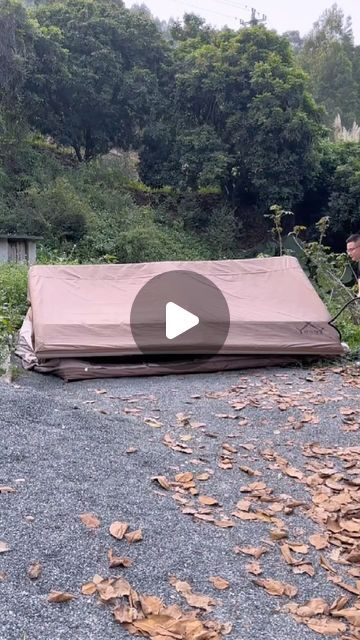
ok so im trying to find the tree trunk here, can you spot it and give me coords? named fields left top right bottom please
left=73, top=143, right=83, bottom=162
left=84, top=128, right=94, bottom=162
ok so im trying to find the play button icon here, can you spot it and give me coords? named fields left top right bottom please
left=130, top=269, right=230, bottom=371
left=166, top=302, right=199, bottom=340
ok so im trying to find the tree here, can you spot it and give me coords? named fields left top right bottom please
left=140, top=25, right=323, bottom=212
left=23, top=0, right=169, bottom=161
left=0, top=0, right=34, bottom=107
left=299, top=4, right=358, bottom=128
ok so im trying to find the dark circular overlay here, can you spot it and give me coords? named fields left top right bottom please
left=130, top=270, right=230, bottom=371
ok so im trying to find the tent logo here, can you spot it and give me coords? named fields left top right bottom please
left=299, top=322, right=324, bottom=335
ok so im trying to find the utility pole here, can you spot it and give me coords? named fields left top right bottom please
left=239, top=7, right=267, bottom=28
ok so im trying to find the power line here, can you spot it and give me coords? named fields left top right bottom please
left=166, top=0, right=242, bottom=22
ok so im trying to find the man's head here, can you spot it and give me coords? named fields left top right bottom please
left=346, top=233, right=360, bottom=262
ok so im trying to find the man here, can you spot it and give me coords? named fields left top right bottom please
left=346, top=233, right=360, bottom=296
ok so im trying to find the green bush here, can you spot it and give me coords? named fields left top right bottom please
left=0, top=264, right=28, bottom=369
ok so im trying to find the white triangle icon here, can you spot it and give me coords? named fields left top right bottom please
left=166, top=302, right=199, bottom=340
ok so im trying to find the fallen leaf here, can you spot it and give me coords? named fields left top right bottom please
left=234, top=546, right=268, bottom=559
left=309, top=534, right=329, bottom=550
left=246, top=562, right=262, bottom=576
left=109, top=521, right=129, bottom=540
left=291, top=598, right=329, bottom=617
left=209, top=576, right=229, bottom=590
left=81, top=582, right=97, bottom=595
left=196, top=473, right=210, bottom=481
left=284, top=467, right=304, bottom=480
left=198, top=496, right=219, bottom=506
left=0, top=541, right=10, bottom=554
left=305, top=617, right=346, bottom=635
left=254, top=578, right=298, bottom=598
left=144, top=418, right=163, bottom=428
left=331, top=608, right=360, bottom=626
left=48, top=591, right=77, bottom=603
left=108, top=549, right=134, bottom=568
left=80, top=513, right=101, bottom=529
left=270, top=529, right=288, bottom=541
left=125, top=530, right=143, bottom=543
left=319, top=555, right=336, bottom=573
left=126, top=448, right=138, bottom=454
left=28, top=562, right=42, bottom=580
left=151, top=476, right=171, bottom=491
left=175, top=472, right=194, bottom=483
left=113, top=604, right=138, bottom=623
left=0, top=486, right=16, bottom=493
left=287, top=543, right=309, bottom=555
left=293, top=564, right=315, bottom=577
left=214, top=519, right=235, bottom=528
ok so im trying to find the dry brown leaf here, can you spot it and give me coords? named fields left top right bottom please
left=139, top=595, right=164, bottom=616
left=169, top=576, right=215, bottom=611
left=209, top=576, right=229, bottom=590
left=270, top=529, right=288, bottom=541
left=214, top=519, right=235, bottom=528
left=198, top=496, right=219, bottom=506
left=175, top=472, right=194, bottom=483
left=48, top=591, right=77, bottom=603
left=81, top=582, right=97, bottom=595
left=109, top=521, right=129, bottom=540
left=112, top=577, right=132, bottom=597
left=108, top=549, right=134, bottom=568
left=309, top=534, right=329, bottom=550
left=346, top=549, right=360, bottom=564
left=151, top=476, right=171, bottom=491
left=239, top=466, right=261, bottom=477
left=144, top=417, right=163, bottom=428
left=232, top=511, right=257, bottom=521
left=280, top=544, right=296, bottom=565
left=0, top=541, right=10, bottom=554
left=193, top=513, right=215, bottom=522
left=305, top=617, right=346, bottom=635
left=236, top=499, right=252, bottom=512
left=332, top=608, right=360, bottom=626
left=293, top=564, right=315, bottom=577
left=254, top=578, right=298, bottom=598
left=126, top=447, right=138, bottom=454
left=234, top=546, right=268, bottom=559
left=0, top=486, right=16, bottom=493
left=246, top=562, right=262, bottom=576
left=284, top=467, right=304, bottom=480
left=0, top=572, right=7, bottom=581
left=320, top=555, right=336, bottom=573
left=196, top=473, right=210, bottom=481
left=287, top=543, right=309, bottom=555
left=113, top=604, right=138, bottom=624
left=328, top=575, right=360, bottom=596
left=28, top=562, right=42, bottom=580
left=296, top=598, right=329, bottom=617
left=80, top=513, right=101, bottom=529
left=125, top=529, right=143, bottom=544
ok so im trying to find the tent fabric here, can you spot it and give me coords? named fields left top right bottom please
left=16, top=257, right=345, bottom=380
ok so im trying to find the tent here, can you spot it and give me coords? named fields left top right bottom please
left=16, top=256, right=345, bottom=381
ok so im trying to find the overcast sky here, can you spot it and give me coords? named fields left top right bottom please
left=124, top=0, right=360, bottom=43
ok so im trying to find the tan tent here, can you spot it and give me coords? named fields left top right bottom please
left=16, top=257, right=345, bottom=380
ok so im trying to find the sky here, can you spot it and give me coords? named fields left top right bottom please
left=123, top=0, right=360, bottom=44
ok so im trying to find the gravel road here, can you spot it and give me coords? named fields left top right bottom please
left=0, top=363, right=359, bottom=640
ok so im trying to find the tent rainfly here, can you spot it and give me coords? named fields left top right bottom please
left=16, top=257, right=345, bottom=381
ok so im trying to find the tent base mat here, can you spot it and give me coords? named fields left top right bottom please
left=26, top=353, right=325, bottom=382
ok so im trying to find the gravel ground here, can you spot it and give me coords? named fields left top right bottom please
left=0, top=364, right=359, bottom=640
